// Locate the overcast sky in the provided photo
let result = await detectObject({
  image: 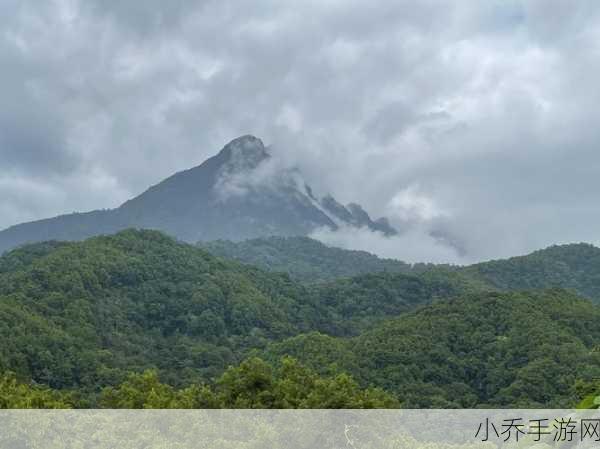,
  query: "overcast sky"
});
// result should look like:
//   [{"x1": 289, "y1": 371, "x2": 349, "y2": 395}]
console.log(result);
[{"x1": 2, "y1": 0, "x2": 600, "y2": 263}]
